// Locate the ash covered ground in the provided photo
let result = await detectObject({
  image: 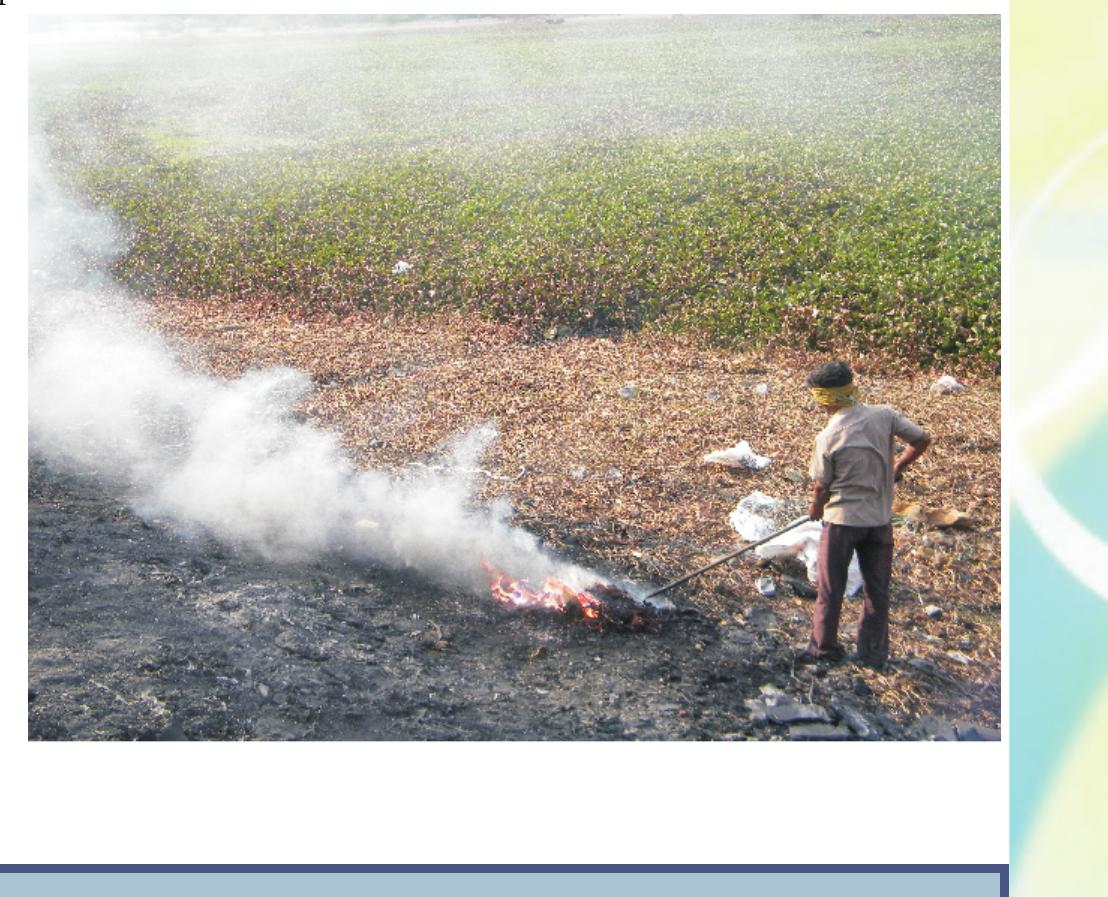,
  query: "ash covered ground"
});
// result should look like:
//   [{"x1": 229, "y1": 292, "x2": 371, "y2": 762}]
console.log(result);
[
  {"x1": 27, "y1": 458, "x2": 742, "y2": 740},
  {"x1": 28, "y1": 456, "x2": 995, "y2": 742}
]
